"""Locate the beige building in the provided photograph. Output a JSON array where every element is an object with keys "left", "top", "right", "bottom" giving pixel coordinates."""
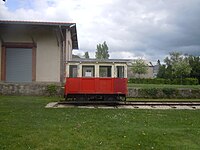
[{"left": 0, "top": 20, "right": 78, "bottom": 83}]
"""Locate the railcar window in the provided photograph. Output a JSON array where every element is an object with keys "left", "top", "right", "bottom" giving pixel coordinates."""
[
  {"left": 69, "top": 65, "right": 77, "bottom": 77},
  {"left": 99, "top": 66, "right": 112, "bottom": 77},
  {"left": 82, "top": 66, "right": 95, "bottom": 77},
  {"left": 117, "top": 66, "right": 124, "bottom": 78}
]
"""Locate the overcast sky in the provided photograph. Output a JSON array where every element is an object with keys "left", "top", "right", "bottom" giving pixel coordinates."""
[{"left": 0, "top": 0, "right": 200, "bottom": 63}]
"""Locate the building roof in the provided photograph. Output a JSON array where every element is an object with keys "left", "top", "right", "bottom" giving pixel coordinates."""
[
  {"left": 0, "top": 20, "right": 74, "bottom": 26},
  {"left": 0, "top": 20, "right": 78, "bottom": 49}
]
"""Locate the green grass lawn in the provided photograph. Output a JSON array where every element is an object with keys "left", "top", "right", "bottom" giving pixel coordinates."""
[
  {"left": 1, "top": 96, "right": 200, "bottom": 149},
  {"left": 128, "top": 83, "right": 200, "bottom": 89}
]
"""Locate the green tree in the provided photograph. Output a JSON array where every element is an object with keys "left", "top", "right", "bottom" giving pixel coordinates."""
[
  {"left": 157, "top": 64, "right": 166, "bottom": 78},
  {"left": 84, "top": 51, "right": 89, "bottom": 59},
  {"left": 188, "top": 55, "right": 200, "bottom": 83},
  {"left": 95, "top": 41, "right": 109, "bottom": 59},
  {"left": 158, "top": 52, "right": 200, "bottom": 84},
  {"left": 162, "top": 51, "right": 192, "bottom": 83},
  {"left": 131, "top": 59, "right": 148, "bottom": 78},
  {"left": 163, "top": 52, "right": 183, "bottom": 79},
  {"left": 156, "top": 59, "right": 165, "bottom": 78},
  {"left": 172, "top": 59, "right": 192, "bottom": 84},
  {"left": 157, "top": 59, "right": 161, "bottom": 66},
  {"left": 167, "top": 52, "right": 182, "bottom": 64}
]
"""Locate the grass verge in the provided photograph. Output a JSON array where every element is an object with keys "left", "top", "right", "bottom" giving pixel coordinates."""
[{"left": 1, "top": 96, "right": 200, "bottom": 149}]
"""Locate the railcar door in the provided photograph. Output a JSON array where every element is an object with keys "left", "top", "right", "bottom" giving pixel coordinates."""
[{"left": 114, "top": 66, "right": 127, "bottom": 94}]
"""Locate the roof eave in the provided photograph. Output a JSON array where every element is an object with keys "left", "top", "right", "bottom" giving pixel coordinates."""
[{"left": 0, "top": 20, "right": 79, "bottom": 49}]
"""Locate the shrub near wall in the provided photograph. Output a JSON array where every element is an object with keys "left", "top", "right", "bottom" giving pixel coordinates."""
[
  {"left": 129, "top": 78, "right": 199, "bottom": 85},
  {"left": 128, "top": 87, "right": 200, "bottom": 98},
  {"left": 129, "top": 78, "right": 169, "bottom": 84}
]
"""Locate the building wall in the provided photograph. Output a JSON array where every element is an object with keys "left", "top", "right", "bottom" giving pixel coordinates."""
[
  {"left": 66, "top": 30, "right": 72, "bottom": 61},
  {"left": 0, "top": 27, "right": 61, "bottom": 82},
  {"left": 35, "top": 29, "right": 60, "bottom": 82},
  {"left": 0, "top": 82, "right": 63, "bottom": 96}
]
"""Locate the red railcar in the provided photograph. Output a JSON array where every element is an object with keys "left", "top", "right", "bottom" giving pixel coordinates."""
[{"left": 64, "top": 59, "right": 128, "bottom": 101}]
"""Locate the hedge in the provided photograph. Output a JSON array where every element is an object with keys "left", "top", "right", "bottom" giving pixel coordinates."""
[
  {"left": 128, "top": 78, "right": 199, "bottom": 85},
  {"left": 128, "top": 87, "right": 200, "bottom": 98}
]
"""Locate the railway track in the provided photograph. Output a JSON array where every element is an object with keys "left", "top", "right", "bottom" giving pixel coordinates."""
[{"left": 54, "top": 100, "right": 200, "bottom": 109}]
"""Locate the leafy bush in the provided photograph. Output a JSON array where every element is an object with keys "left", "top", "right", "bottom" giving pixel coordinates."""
[
  {"left": 128, "top": 78, "right": 199, "bottom": 85},
  {"left": 140, "top": 88, "right": 158, "bottom": 98},
  {"left": 129, "top": 78, "right": 170, "bottom": 84},
  {"left": 128, "top": 87, "right": 200, "bottom": 98},
  {"left": 47, "top": 84, "right": 57, "bottom": 96},
  {"left": 162, "top": 88, "right": 176, "bottom": 98},
  {"left": 183, "top": 78, "right": 199, "bottom": 85},
  {"left": 170, "top": 78, "right": 199, "bottom": 85}
]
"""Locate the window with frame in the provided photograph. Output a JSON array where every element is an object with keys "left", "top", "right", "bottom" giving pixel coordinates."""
[
  {"left": 117, "top": 66, "right": 124, "bottom": 78},
  {"left": 82, "top": 66, "right": 95, "bottom": 77},
  {"left": 99, "top": 66, "right": 112, "bottom": 77},
  {"left": 69, "top": 65, "right": 77, "bottom": 77}
]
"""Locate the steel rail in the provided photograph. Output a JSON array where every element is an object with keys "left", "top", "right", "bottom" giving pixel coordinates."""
[{"left": 58, "top": 100, "right": 200, "bottom": 107}]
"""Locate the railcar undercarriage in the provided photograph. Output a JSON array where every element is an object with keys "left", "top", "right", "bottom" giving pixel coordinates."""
[{"left": 65, "top": 94, "right": 126, "bottom": 101}]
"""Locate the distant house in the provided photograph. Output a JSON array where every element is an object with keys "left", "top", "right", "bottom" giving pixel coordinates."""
[
  {"left": 127, "top": 60, "right": 154, "bottom": 79},
  {"left": 153, "top": 64, "right": 160, "bottom": 78},
  {"left": 0, "top": 20, "right": 78, "bottom": 83}
]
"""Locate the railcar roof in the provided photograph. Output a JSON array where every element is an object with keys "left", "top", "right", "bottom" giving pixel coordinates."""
[{"left": 68, "top": 58, "right": 131, "bottom": 63}]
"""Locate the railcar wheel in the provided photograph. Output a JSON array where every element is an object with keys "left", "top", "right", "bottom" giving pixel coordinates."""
[
  {"left": 76, "top": 95, "right": 85, "bottom": 101},
  {"left": 120, "top": 96, "right": 126, "bottom": 101},
  {"left": 105, "top": 95, "right": 116, "bottom": 101}
]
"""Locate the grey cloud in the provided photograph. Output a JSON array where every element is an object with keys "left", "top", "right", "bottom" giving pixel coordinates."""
[
  {"left": 1, "top": 0, "right": 200, "bottom": 62},
  {"left": 80, "top": 0, "right": 200, "bottom": 61}
]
